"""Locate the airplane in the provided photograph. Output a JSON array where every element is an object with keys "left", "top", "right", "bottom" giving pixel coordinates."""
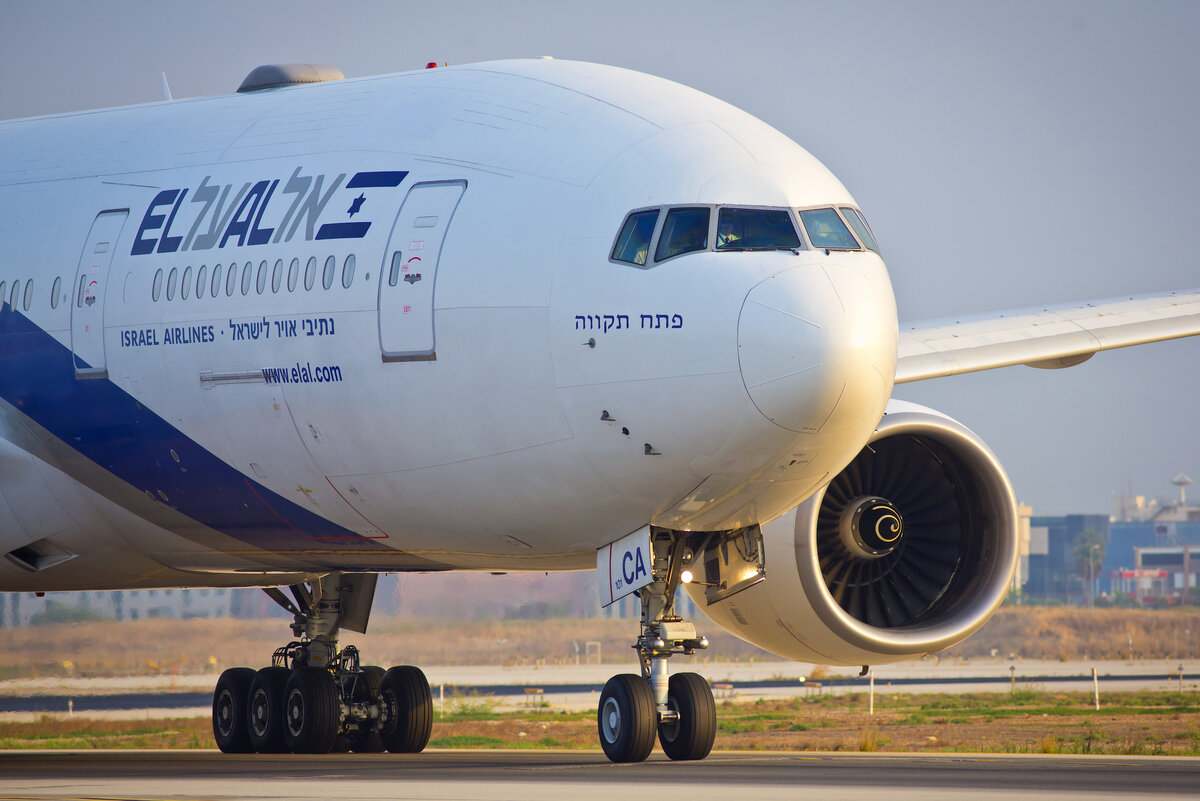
[{"left": 1, "top": 58, "right": 1197, "bottom": 762}]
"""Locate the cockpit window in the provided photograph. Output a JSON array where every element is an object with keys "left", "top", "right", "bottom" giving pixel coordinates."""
[
  {"left": 798, "top": 207, "right": 861, "bottom": 250},
  {"left": 655, "top": 207, "right": 710, "bottom": 261},
  {"left": 611, "top": 209, "right": 660, "bottom": 266},
  {"left": 716, "top": 208, "right": 801, "bottom": 251},
  {"left": 839, "top": 207, "right": 880, "bottom": 253}
]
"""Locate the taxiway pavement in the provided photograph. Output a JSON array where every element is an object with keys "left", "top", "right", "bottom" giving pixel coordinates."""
[{"left": 0, "top": 750, "right": 1197, "bottom": 801}]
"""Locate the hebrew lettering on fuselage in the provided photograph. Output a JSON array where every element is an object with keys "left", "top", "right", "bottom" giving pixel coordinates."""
[{"left": 575, "top": 313, "right": 683, "bottom": 332}]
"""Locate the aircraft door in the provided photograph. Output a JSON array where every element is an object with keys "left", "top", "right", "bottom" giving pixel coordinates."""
[
  {"left": 71, "top": 210, "right": 128, "bottom": 379},
  {"left": 378, "top": 181, "right": 465, "bottom": 362}
]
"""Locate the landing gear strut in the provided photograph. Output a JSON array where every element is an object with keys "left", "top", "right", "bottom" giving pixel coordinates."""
[
  {"left": 597, "top": 530, "right": 716, "bottom": 762},
  {"left": 211, "top": 573, "right": 432, "bottom": 755}
]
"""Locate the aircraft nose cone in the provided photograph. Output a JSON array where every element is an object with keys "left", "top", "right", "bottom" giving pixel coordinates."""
[{"left": 737, "top": 266, "right": 896, "bottom": 434}]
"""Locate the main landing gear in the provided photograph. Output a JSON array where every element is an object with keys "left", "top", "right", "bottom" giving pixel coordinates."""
[
  {"left": 597, "top": 531, "right": 716, "bottom": 762},
  {"left": 212, "top": 573, "right": 432, "bottom": 755}
]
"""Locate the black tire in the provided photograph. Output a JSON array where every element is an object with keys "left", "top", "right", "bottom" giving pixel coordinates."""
[
  {"left": 212, "top": 667, "right": 255, "bottom": 754},
  {"left": 598, "top": 674, "right": 657, "bottom": 763},
  {"left": 346, "top": 666, "right": 387, "bottom": 753},
  {"left": 380, "top": 665, "right": 433, "bottom": 753},
  {"left": 283, "top": 667, "right": 340, "bottom": 754},
  {"left": 247, "top": 666, "right": 289, "bottom": 753},
  {"left": 657, "top": 672, "right": 716, "bottom": 761}
]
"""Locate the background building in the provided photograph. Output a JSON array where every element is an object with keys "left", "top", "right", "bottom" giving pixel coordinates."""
[
  {"left": 0, "top": 587, "right": 246, "bottom": 627},
  {"left": 1024, "top": 514, "right": 1109, "bottom": 604}
]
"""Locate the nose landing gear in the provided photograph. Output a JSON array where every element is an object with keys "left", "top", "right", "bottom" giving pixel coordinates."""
[
  {"left": 211, "top": 573, "right": 432, "bottom": 755},
  {"left": 597, "top": 531, "right": 716, "bottom": 762}
]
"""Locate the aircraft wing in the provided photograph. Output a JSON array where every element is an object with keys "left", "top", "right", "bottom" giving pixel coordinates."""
[{"left": 895, "top": 288, "right": 1200, "bottom": 384}]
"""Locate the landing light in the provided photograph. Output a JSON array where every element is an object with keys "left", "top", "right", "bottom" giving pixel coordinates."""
[{"left": 680, "top": 569, "right": 694, "bottom": 584}]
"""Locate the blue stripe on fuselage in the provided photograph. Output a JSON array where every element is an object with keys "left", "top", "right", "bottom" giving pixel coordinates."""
[
  {"left": 347, "top": 171, "right": 408, "bottom": 189},
  {"left": 0, "top": 304, "right": 388, "bottom": 553}
]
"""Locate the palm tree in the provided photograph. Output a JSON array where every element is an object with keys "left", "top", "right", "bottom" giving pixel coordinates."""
[{"left": 1073, "top": 530, "right": 1106, "bottom": 606}]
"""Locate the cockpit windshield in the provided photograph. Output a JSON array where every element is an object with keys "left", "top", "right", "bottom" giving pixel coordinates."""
[
  {"left": 798, "top": 208, "right": 860, "bottom": 250},
  {"left": 610, "top": 203, "right": 877, "bottom": 267},
  {"left": 611, "top": 209, "right": 659, "bottom": 266},
  {"left": 655, "top": 207, "right": 710, "bottom": 261},
  {"left": 839, "top": 206, "right": 879, "bottom": 253},
  {"left": 716, "top": 207, "right": 801, "bottom": 251}
]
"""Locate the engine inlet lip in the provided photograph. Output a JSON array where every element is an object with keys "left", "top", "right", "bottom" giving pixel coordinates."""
[
  {"left": 838, "top": 495, "right": 903, "bottom": 558},
  {"left": 793, "top": 405, "right": 1018, "bottom": 656}
]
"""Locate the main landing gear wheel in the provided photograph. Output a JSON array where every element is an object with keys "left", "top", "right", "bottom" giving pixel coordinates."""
[
  {"left": 247, "top": 666, "right": 289, "bottom": 753},
  {"left": 212, "top": 667, "right": 255, "bottom": 754},
  {"left": 657, "top": 672, "right": 716, "bottom": 761},
  {"left": 283, "top": 667, "right": 340, "bottom": 754},
  {"left": 598, "top": 674, "right": 657, "bottom": 763},
  {"left": 346, "top": 665, "right": 387, "bottom": 753},
  {"left": 379, "top": 665, "right": 433, "bottom": 753}
]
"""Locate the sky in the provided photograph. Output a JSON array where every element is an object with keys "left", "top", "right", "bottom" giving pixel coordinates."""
[{"left": 2, "top": 0, "right": 1197, "bottom": 516}]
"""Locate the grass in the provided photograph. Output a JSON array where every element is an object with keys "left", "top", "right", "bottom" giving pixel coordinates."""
[
  {"left": 428, "top": 735, "right": 507, "bottom": 748},
  {"left": 4, "top": 688, "right": 1200, "bottom": 755},
  {"left": 0, "top": 716, "right": 211, "bottom": 749},
  {"left": 439, "top": 693, "right": 501, "bottom": 721}
]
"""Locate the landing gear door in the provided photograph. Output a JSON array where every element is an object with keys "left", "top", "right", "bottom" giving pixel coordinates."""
[
  {"left": 699, "top": 525, "right": 765, "bottom": 605},
  {"left": 378, "top": 181, "right": 466, "bottom": 362},
  {"left": 71, "top": 210, "right": 128, "bottom": 380}
]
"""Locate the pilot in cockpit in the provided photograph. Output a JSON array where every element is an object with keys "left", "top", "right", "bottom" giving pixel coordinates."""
[{"left": 717, "top": 218, "right": 740, "bottom": 248}]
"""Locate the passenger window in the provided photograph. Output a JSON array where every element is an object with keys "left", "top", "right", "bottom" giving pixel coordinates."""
[
  {"left": 342, "top": 254, "right": 355, "bottom": 288},
  {"left": 799, "top": 208, "right": 860, "bottom": 250},
  {"left": 167, "top": 269, "right": 177, "bottom": 301},
  {"left": 839, "top": 207, "right": 880, "bottom": 253},
  {"left": 181, "top": 266, "right": 192, "bottom": 300},
  {"left": 655, "top": 207, "right": 710, "bottom": 261},
  {"left": 241, "top": 261, "right": 253, "bottom": 295},
  {"left": 611, "top": 209, "right": 659, "bottom": 266},
  {"left": 22, "top": 281, "right": 31, "bottom": 312},
  {"left": 152, "top": 270, "right": 163, "bottom": 302},
  {"left": 716, "top": 208, "right": 801, "bottom": 250},
  {"left": 51, "top": 276, "right": 61, "bottom": 309},
  {"left": 271, "top": 259, "right": 283, "bottom": 293},
  {"left": 322, "top": 256, "right": 335, "bottom": 290},
  {"left": 227, "top": 263, "right": 239, "bottom": 296},
  {"left": 388, "top": 252, "right": 402, "bottom": 286},
  {"left": 287, "top": 258, "right": 299, "bottom": 292},
  {"left": 305, "top": 257, "right": 317, "bottom": 291},
  {"left": 256, "top": 260, "right": 268, "bottom": 294},
  {"left": 211, "top": 264, "right": 223, "bottom": 298},
  {"left": 196, "top": 265, "right": 208, "bottom": 299},
  {"left": 0, "top": 282, "right": 6, "bottom": 307}
]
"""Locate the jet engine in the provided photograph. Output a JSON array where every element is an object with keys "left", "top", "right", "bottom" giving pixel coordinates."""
[{"left": 685, "top": 401, "right": 1018, "bottom": 666}]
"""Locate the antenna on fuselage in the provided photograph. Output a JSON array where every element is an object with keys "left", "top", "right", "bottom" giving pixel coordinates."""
[{"left": 161, "top": 72, "right": 173, "bottom": 101}]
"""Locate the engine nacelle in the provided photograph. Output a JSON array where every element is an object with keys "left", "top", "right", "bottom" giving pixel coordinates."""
[{"left": 686, "top": 400, "right": 1018, "bottom": 665}]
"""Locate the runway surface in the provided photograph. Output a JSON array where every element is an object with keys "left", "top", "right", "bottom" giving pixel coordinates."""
[
  {"left": 4, "top": 661, "right": 1196, "bottom": 716},
  {"left": 1, "top": 750, "right": 1198, "bottom": 800}
]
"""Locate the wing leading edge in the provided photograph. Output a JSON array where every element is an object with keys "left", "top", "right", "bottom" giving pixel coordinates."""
[{"left": 895, "top": 288, "right": 1200, "bottom": 384}]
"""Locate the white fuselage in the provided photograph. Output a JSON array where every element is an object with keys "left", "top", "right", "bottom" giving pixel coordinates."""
[{"left": 0, "top": 60, "right": 897, "bottom": 591}]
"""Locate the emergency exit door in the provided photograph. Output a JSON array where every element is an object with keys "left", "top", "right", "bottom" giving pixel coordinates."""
[
  {"left": 378, "top": 181, "right": 466, "bottom": 362},
  {"left": 71, "top": 210, "right": 128, "bottom": 379}
]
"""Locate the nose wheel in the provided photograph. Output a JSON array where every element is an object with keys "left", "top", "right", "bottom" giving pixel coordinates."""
[
  {"left": 598, "top": 674, "right": 657, "bottom": 762},
  {"left": 597, "top": 529, "right": 717, "bottom": 762},
  {"left": 656, "top": 672, "right": 716, "bottom": 761}
]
